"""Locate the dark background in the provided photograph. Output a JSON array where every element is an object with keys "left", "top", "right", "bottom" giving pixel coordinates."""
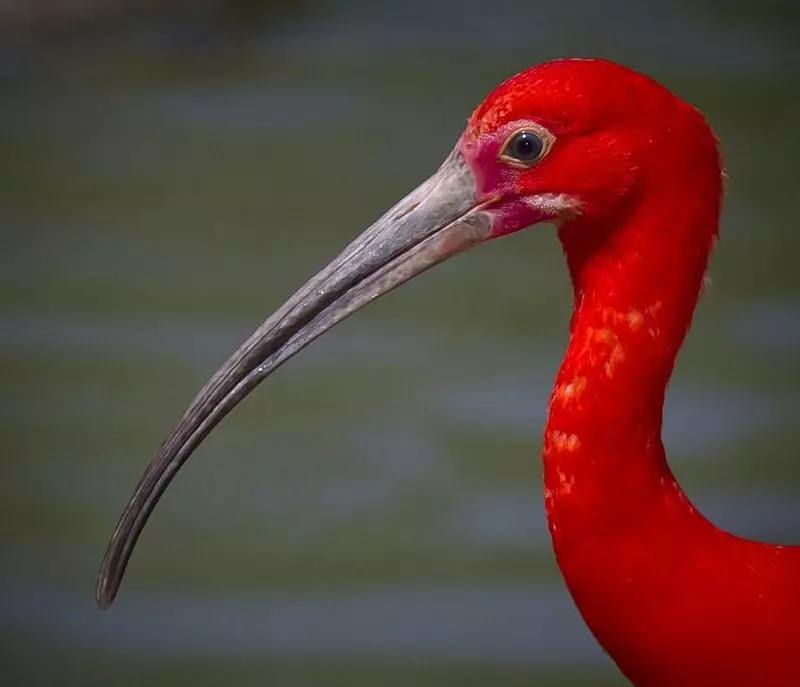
[{"left": 1, "top": 1, "right": 798, "bottom": 685}]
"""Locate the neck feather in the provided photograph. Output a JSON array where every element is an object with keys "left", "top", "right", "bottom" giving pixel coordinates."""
[{"left": 543, "top": 155, "right": 721, "bottom": 543}]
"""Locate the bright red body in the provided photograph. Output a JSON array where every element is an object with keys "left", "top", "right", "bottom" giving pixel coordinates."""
[{"left": 468, "top": 60, "right": 800, "bottom": 685}]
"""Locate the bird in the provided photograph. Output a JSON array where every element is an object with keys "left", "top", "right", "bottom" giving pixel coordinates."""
[{"left": 96, "top": 58, "right": 800, "bottom": 685}]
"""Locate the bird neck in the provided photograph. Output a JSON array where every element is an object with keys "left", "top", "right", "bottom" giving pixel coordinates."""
[
  {"left": 536, "top": 114, "right": 799, "bottom": 687},
  {"left": 544, "top": 165, "right": 721, "bottom": 555}
]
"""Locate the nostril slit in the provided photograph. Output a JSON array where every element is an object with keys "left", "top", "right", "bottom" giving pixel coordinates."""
[{"left": 394, "top": 201, "right": 421, "bottom": 221}]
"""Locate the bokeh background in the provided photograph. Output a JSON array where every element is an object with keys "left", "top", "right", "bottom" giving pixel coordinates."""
[{"left": 1, "top": 1, "right": 798, "bottom": 685}]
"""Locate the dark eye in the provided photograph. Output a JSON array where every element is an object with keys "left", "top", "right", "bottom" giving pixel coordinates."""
[{"left": 504, "top": 130, "right": 545, "bottom": 163}]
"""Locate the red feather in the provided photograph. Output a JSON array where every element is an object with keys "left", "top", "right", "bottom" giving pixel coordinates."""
[{"left": 470, "top": 58, "right": 799, "bottom": 686}]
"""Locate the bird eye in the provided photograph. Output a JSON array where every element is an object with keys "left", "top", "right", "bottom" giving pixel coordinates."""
[{"left": 502, "top": 130, "right": 546, "bottom": 164}]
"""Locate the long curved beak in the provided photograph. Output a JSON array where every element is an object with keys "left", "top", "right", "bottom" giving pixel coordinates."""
[{"left": 96, "top": 146, "right": 495, "bottom": 609}]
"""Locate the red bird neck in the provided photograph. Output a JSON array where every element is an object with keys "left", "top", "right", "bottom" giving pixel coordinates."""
[
  {"left": 545, "top": 185, "right": 714, "bottom": 521},
  {"left": 542, "top": 130, "right": 800, "bottom": 684},
  {"left": 547, "top": 194, "right": 702, "bottom": 519},
  {"left": 549, "top": 166, "right": 719, "bottom": 463},
  {"left": 543, "top": 161, "right": 722, "bottom": 644},
  {"left": 544, "top": 113, "right": 723, "bottom": 505},
  {"left": 542, "top": 97, "right": 724, "bottom": 535}
]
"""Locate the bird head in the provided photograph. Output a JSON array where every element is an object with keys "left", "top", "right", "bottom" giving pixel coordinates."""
[
  {"left": 462, "top": 58, "right": 716, "bottom": 237},
  {"left": 96, "top": 58, "right": 721, "bottom": 608}
]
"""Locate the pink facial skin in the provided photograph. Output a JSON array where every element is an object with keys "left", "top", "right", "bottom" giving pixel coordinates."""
[{"left": 458, "top": 119, "right": 568, "bottom": 238}]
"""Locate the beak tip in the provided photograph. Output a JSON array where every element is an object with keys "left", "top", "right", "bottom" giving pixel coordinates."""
[
  {"left": 95, "top": 582, "right": 113, "bottom": 610},
  {"left": 95, "top": 558, "right": 120, "bottom": 609},
  {"left": 95, "top": 595, "right": 111, "bottom": 611}
]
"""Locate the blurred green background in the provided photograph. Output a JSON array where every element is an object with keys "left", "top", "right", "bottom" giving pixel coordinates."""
[{"left": 1, "top": 1, "right": 798, "bottom": 685}]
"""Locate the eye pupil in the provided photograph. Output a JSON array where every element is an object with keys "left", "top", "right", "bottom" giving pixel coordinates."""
[{"left": 508, "top": 130, "right": 544, "bottom": 162}]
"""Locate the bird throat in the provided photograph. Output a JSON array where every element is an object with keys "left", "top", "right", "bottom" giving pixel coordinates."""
[
  {"left": 543, "top": 179, "right": 718, "bottom": 526},
  {"left": 540, "top": 177, "right": 722, "bottom": 673}
]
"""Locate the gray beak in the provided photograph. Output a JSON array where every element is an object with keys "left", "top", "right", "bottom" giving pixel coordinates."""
[{"left": 96, "top": 147, "right": 496, "bottom": 609}]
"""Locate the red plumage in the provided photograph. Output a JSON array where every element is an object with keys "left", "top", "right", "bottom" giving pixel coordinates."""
[{"left": 470, "top": 58, "right": 800, "bottom": 686}]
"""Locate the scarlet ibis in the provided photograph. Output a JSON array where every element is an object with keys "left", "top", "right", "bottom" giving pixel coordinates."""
[{"left": 97, "top": 58, "right": 800, "bottom": 685}]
